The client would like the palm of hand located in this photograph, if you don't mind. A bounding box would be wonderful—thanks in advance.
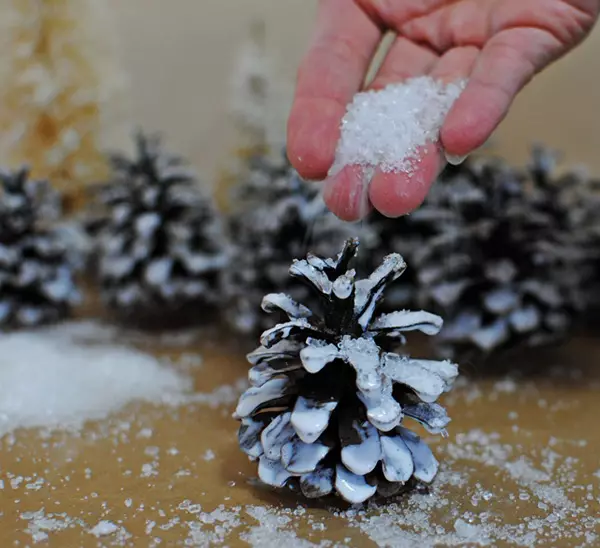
[287,0,599,220]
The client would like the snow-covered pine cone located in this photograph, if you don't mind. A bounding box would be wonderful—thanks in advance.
[90,131,229,324]
[224,148,376,337]
[234,238,458,504]
[367,161,501,313]
[405,147,594,360]
[0,167,80,328]
[526,147,600,325]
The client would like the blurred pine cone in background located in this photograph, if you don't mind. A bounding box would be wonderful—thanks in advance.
[0,167,80,328]
[373,146,600,361]
[85,131,229,327]
[223,147,377,338]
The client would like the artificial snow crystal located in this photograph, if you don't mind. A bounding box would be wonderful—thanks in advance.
[89,520,119,537]
[330,76,465,177]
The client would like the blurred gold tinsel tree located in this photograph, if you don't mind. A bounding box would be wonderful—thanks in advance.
[0,0,129,211]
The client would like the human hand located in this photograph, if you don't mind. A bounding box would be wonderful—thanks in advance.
[287,0,599,221]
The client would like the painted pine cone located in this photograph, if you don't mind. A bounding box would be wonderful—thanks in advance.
[91,131,229,319]
[397,148,594,360]
[0,167,80,328]
[234,238,458,503]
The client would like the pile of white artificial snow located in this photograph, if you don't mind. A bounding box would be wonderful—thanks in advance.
[330,76,465,176]
[0,321,194,437]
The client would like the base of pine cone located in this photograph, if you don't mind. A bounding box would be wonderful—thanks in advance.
[0,306,73,332]
[104,299,218,331]
[582,298,600,328]
[254,473,428,509]
[287,474,428,505]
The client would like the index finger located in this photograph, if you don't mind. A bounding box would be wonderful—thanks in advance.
[287,0,381,180]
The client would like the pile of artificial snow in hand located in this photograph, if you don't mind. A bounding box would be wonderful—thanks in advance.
[329,76,466,176]
[0,321,194,437]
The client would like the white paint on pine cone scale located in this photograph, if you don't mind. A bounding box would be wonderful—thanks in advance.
[329,76,467,177]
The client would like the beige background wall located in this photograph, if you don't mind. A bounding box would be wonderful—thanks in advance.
[109,0,600,185]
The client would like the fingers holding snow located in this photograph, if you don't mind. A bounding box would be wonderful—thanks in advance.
[322,156,440,220]
[369,143,443,218]
[322,77,466,220]
[322,165,374,221]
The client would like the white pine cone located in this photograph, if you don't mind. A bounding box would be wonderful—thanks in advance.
[234,238,458,503]
[379,148,596,360]
[88,131,229,323]
[0,167,80,329]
